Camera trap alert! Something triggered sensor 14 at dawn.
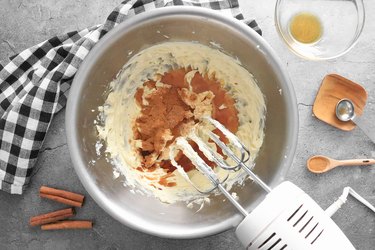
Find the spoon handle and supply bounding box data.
[337,159,375,166]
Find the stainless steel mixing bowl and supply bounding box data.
[66,7,298,239]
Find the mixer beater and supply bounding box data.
[170,117,375,249]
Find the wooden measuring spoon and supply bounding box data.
[307,155,375,173]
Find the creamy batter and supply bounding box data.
[96,42,266,204]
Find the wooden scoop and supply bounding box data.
[307,155,375,173]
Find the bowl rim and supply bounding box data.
[274,0,366,61]
[66,6,299,239]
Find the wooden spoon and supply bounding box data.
[307,155,375,173]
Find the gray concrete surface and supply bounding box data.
[1,0,374,249]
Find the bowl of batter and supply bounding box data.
[66,7,298,238]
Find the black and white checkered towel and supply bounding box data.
[0,0,261,194]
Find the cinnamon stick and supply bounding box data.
[40,186,84,203]
[30,208,75,226]
[41,220,93,230]
[40,193,83,207]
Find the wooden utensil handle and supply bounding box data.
[339,159,375,166]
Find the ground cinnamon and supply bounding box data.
[41,220,93,230]
[40,186,84,207]
[30,208,75,226]
[134,68,239,176]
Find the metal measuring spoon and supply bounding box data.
[336,99,375,143]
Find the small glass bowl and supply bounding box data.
[275,0,365,60]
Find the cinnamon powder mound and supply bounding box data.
[133,68,239,178]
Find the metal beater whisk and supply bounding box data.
[170,116,271,217]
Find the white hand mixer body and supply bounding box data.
[235,181,355,249]
[170,117,374,249]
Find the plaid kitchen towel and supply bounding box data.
[0,0,261,194]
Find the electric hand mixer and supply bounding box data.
[170,117,375,249]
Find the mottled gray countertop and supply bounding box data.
[1,0,374,249]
